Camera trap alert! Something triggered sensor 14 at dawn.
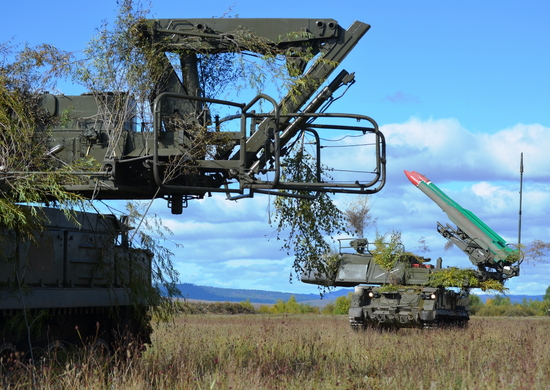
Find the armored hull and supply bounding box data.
[348,286,470,330]
[0,207,153,356]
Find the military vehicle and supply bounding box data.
[302,171,522,330]
[1,18,386,354]
[303,234,519,330]
[302,238,471,329]
[0,207,153,356]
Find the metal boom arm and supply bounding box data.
[5,18,386,213]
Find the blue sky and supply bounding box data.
[2,1,550,295]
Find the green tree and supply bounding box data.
[265,296,319,314]
[321,303,336,315]
[333,294,351,315]
[284,296,302,314]
[490,295,511,306]
[258,305,274,314]
[503,304,535,317]
[527,299,550,316]
[300,304,320,314]
[477,294,510,316]
[469,294,483,315]
[240,299,255,312]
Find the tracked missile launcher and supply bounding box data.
[302,239,470,329]
[302,170,522,330]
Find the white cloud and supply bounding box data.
[380,118,550,182]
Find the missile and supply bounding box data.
[404,170,514,262]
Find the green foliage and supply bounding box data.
[525,299,550,316]
[477,279,508,293]
[544,285,550,301]
[371,230,406,272]
[377,285,416,293]
[125,200,181,319]
[72,0,157,168]
[275,296,301,314]
[240,299,255,312]
[258,305,273,314]
[333,294,351,315]
[76,0,153,100]
[476,303,507,316]
[317,294,355,315]
[0,42,89,236]
[428,267,507,293]
[475,296,536,316]
[272,148,346,285]
[428,267,478,288]
[488,294,511,306]
[175,300,256,315]
[469,293,483,315]
[321,302,335,315]
[502,247,522,264]
[259,296,319,314]
[500,305,536,316]
[469,291,550,316]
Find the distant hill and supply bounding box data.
[166,284,544,306]
[171,283,352,304]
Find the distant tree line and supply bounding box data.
[173,294,351,315]
[173,288,550,317]
[469,287,550,316]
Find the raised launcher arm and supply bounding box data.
[26,18,385,213]
[437,222,521,282]
[404,170,520,282]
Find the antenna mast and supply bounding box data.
[518,152,524,248]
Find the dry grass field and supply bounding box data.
[3,315,550,389]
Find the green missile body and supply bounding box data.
[404,170,514,262]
